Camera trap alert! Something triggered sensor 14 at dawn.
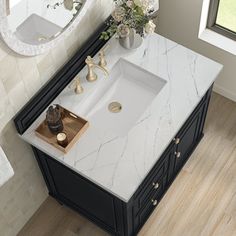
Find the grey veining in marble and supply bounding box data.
[21,33,223,202]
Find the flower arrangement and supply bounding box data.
[100,0,157,40]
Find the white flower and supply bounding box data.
[126,0,134,8]
[142,0,150,11]
[112,6,125,22]
[145,20,156,34]
[117,24,130,38]
[134,0,150,13]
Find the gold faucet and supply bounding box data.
[85,56,109,82]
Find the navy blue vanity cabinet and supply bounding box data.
[30,85,212,236]
[20,86,213,236]
[14,20,214,236]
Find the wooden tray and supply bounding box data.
[35,106,89,153]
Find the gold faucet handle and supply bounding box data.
[75,77,84,94]
[69,76,84,94]
[85,56,95,66]
[98,45,109,68]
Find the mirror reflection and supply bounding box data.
[6,0,86,45]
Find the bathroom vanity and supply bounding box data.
[14,23,222,236]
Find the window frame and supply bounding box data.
[207,0,236,41]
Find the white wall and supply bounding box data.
[0,1,112,235]
[156,0,236,102]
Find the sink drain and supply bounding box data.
[108,102,122,113]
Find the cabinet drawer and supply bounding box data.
[133,144,171,214]
[134,175,167,230]
[134,170,167,216]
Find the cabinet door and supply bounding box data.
[173,104,205,173]
[45,157,118,232]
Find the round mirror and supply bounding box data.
[0,0,93,56]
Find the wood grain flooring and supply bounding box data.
[18,92,236,236]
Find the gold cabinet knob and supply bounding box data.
[152,182,159,190]
[173,138,180,144]
[152,199,158,206]
[175,151,181,158]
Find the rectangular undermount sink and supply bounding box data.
[82,59,167,136]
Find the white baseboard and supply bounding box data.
[213,83,236,102]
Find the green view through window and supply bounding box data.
[207,0,236,40]
[216,0,236,33]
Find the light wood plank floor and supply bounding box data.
[18,93,236,236]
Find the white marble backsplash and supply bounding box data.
[21,33,223,202]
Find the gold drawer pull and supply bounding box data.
[152,182,159,190]
[152,199,158,206]
[173,138,180,144]
[175,152,181,158]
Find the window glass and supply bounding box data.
[216,0,236,32]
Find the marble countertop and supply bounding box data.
[21,33,223,202]
[0,146,14,188]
